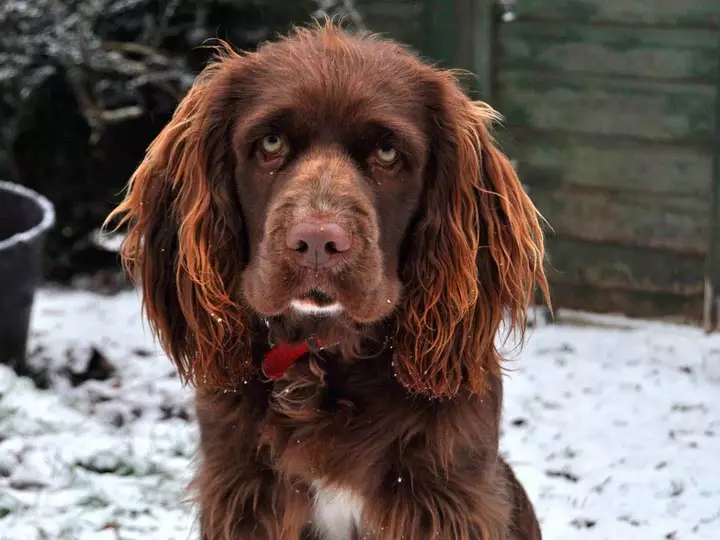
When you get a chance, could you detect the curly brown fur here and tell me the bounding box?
[106,22,548,540]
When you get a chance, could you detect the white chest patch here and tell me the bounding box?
[310,481,364,539]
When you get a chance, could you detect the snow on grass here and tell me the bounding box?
[0,288,197,540]
[503,311,720,539]
[1,290,719,539]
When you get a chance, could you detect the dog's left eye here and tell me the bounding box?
[373,143,398,166]
[260,134,286,156]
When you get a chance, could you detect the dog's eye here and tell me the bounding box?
[374,143,398,166]
[260,134,285,156]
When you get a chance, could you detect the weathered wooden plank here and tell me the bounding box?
[498,24,719,81]
[356,0,425,49]
[510,0,720,27]
[545,236,705,296]
[357,0,424,18]
[420,0,492,97]
[420,0,460,66]
[703,29,720,329]
[469,0,494,100]
[547,282,703,322]
[497,71,716,141]
[504,139,713,196]
[530,185,711,253]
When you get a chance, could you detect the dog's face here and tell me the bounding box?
[235,40,432,341]
[107,25,547,397]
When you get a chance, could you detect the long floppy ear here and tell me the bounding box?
[105,46,252,389]
[394,71,549,398]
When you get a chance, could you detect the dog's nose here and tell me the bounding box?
[286,222,352,268]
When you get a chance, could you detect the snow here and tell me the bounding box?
[502,312,720,539]
[0,289,197,540]
[1,289,719,539]
[88,229,125,253]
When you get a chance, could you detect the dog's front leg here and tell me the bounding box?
[364,446,514,540]
[193,387,311,540]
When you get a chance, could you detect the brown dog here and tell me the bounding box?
[107,23,548,540]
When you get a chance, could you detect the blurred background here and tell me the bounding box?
[1,1,719,539]
[3,0,720,323]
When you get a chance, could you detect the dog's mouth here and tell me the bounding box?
[290,289,343,316]
[303,289,336,305]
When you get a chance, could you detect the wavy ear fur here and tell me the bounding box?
[105,46,252,389]
[394,71,549,398]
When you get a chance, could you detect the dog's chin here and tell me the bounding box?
[290,298,345,318]
[243,269,400,321]
[244,280,398,349]
[286,288,339,316]
[283,286,398,325]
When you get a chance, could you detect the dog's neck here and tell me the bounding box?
[253,314,392,371]
[262,335,334,380]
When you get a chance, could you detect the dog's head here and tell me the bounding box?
[106,24,548,397]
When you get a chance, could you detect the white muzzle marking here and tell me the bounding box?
[291,299,344,316]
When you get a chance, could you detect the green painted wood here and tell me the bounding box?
[429,0,720,320]
[498,24,719,81]
[498,71,716,142]
[505,139,713,196]
[420,0,492,97]
[531,185,710,254]
[546,237,705,296]
[357,0,425,49]
[704,33,720,329]
[469,0,494,100]
[511,0,720,27]
[421,0,461,68]
[548,283,703,322]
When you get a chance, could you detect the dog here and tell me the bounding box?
[106,23,548,540]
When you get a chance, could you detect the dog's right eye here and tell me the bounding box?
[260,134,286,156]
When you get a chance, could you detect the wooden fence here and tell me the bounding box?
[420,0,720,325]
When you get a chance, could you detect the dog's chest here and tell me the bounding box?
[310,481,364,539]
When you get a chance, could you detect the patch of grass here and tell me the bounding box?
[75,458,135,476]
[75,456,164,477]
[77,494,110,509]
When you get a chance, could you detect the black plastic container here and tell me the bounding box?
[0,181,55,373]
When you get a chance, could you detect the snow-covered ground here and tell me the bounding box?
[1,288,719,539]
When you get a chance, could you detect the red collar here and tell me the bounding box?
[262,336,324,381]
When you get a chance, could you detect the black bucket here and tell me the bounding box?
[0,181,55,373]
